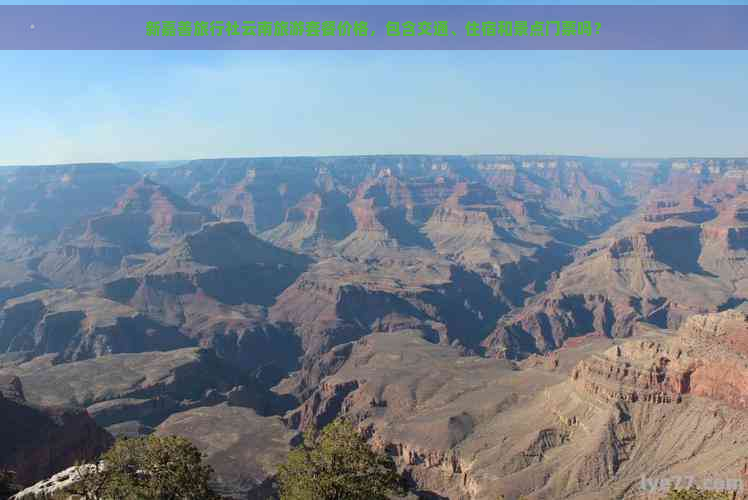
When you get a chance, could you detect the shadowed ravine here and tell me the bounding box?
[2,156,748,499]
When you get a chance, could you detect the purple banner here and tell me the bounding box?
[0,5,746,50]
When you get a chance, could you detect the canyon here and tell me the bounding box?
[1,155,747,499]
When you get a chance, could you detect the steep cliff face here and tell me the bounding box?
[0,347,274,436]
[269,254,507,363]
[261,191,356,252]
[424,181,527,261]
[109,177,217,250]
[129,221,310,282]
[274,341,355,402]
[484,199,747,359]
[643,196,718,223]
[0,375,112,487]
[269,257,445,358]
[209,165,319,234]
[282,312,748,500]
[274,331,590,499]
[0,165,140,254]
[423,180,581,305]
[577,309,748,410]
[94,222,310,377]
[334,172,450,257]
[699,197,748,292]
[472,163,748,359]
[478,159,627,232]
[277,331,573,499]
[549,310,748,499]
[5,156,748,500]
[103,221,310,318]
[37,240,131,287]
[0,263,48,307]
[35,178,216,287]
[0,289,192,362]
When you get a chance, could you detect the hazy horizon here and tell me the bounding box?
[2,0,746,165]
[4,151,748,169]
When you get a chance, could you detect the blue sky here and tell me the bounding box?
[1,0,747,165]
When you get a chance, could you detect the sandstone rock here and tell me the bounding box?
[3,156,748,500]
[0,165,140,257]
[0,347,265,433]
[285,316,748,500]
[0,377,112,487]
[261,190,356,252]
[10,463,104,500]
[0,289,192,362]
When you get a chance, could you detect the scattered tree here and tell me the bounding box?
[277,419,405,500]
[74,435,219,500]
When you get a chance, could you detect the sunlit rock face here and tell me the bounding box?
[1,156,748,499]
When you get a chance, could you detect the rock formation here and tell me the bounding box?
[281,311,748,500]
[261,190,356,252]
[0,375,112,487]
[484,177,748,359]
[0,289,192,362]
[2,156,748,499]
[36,178,216,287]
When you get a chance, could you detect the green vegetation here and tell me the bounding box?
[665,487,734,499]
[97,435,218,500]
[277,419,405,500]
[53,435,219,500]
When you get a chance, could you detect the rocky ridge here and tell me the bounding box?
[3,156,748,498]
[282,311,748,499]
[0,375,112,487]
